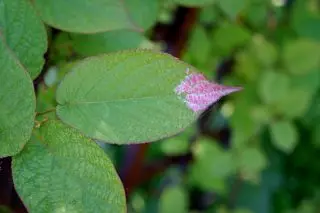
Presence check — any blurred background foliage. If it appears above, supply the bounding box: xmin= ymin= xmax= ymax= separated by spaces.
xmin=33 ymin=0 xmax=320 ymax=213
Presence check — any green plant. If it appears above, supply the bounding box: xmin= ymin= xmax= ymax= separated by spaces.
xmin=0 ymin=0 xmax=241 ymax=212
xmin=1 ymin=0 xmax=320 ymax=213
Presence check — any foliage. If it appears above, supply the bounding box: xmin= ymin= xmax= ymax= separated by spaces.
xmin=0 ymin=0 xmax=319 ymax=213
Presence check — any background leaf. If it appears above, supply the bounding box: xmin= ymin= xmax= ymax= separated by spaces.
xmin=217 ymin=0 xmax=248 ymax=19
xmin=71 ymin=30 xmax=152 ymax=56
xmin=188 ymin=139 xmax=235 ymax=194
xmin=283 ymin=39 xmax=320 ymax=75
xmin=31 ymin=0 xmax=139 ymax=33
xmin=270 ymin=120 xmax=298 ymax=153
xmin=123 ymin=0 xmax=159 ymax=30
xmin=0 ymin=35 xmax=35 ymax=157
xmin=212 ymin=22 xmax=251 ymax=56
xmin=235 ymin=147 xmax=267 ymax=181
xmin=12 ymin=121 xmax=126 ymax=213
xmin=159 ymin=185 xmax=188 ymax=213
xmin=258 ymin=71 xmax=290 ymax=105
xmin=56 ymin=50 xmax=197 ymax=144
xmin=0 ymin=0 xmax=47 ymax=79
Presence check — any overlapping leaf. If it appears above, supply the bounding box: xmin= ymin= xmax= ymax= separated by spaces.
xmin=12 ymin=121 xmax=126 ymax=213
xmin=32 ymin=0 xmax=158 ymax=33
xmin=0 ymin=35 xmax=35 ymax=157
xmin=0 ymin=0 xmax=47 ymax=79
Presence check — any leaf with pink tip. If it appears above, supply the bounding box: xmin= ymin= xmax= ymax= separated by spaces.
xmin=56 ymin=50 xmax=241 ymax=144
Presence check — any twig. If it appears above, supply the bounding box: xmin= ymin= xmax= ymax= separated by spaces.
xmin=36 ymin=108 xmax=56 ymax=117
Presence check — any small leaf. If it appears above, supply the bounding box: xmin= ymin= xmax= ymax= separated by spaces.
xmin=275 ymin=89 xmax=312 ymax=119
xmin=12 ymin=121 xmax=126 ymax=213
xmin=199 ymin=5 xmax=218 ymax=24
xmin=245 ymin=2 xmax=268 ymax=28
xmin=71 ymin=30 xmax=150 ymax=56
xmin=188 ymin=139 xmax=235 ymax=192
xmin=160 ymin=126 xmax=194 ymax=156
xmin=290 ymin=69 xmax=320 ymax=96
xmin=270 ymin=120 xmax=298 ymax=153
xmin=0 ymin=0 xmax=47 ymax=79
xmin=249 ymin=35 xmax=278 ymax=67
xmin=217 ymin=0 xmax=248 ymax=19
xmin=159 ymin=186 xmax=188 ymax=213
xmin=235 ymin=147 xmax=267 ymax=181
xmin=258 ymin=71 xmax=290 ymax=105
xmin=212 ymin=23 xmax=251 ymax=56
xmin=187 ymin=25 xmax=211 ymax=65
xmin=283 ymin=39 xmax=320 ymax=75
xmin=123 ymin=0 xmax=159 ymax=30
xmin=230 ymin=84 xmax=259 ymax=147
xmin=32 ymin=0 xmax=139 ymax=33
xmin=235 ymin=51 xmax=260 ymax=81
xmin=0 ymin=35 xmax=35 ymax=157
xmin=56 ymin=50 xmax=241 ymax=144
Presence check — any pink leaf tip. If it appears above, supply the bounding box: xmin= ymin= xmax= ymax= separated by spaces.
xmin=175 ymin=69 xmax=242 ymax=112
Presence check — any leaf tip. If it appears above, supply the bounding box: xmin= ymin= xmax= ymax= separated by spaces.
xmin=175 ymin=69 xmax=242 ymax=112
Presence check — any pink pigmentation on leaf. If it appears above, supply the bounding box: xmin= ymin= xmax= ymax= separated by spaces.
xmin=175 ymin=69 xmax=242 ymax=112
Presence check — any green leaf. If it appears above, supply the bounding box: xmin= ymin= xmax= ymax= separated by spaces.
xmin=71 ymin=30 xmax=151 ymax=56
xmin=283 ymin=39 xmax=320 ymax=75
xmin=212 ymin=22 xmax=251 ymax=56
xmin=235 ymin=147 xmax=267 ymax=181
xmin=275 ymin=89 xmax=312 ymax=119
xmin=235 ymin=51 xmax=260 ymax=81
xmin=56 ymin=50 xmax=197 ymax=144
xmin=258 ymin=71 xmax=290 ymax=105
xmin=12 ymin=121 xmax=126 ymax=213
xmin=172 ymin=0 xmax=215 ymax=7
xmin=290 ymin=69 xmax=320 ymax=96
xmin=0 ymin=35 xmax=35 ymax=157
xmin=270 ymin=120 xmax=298 ymax=153
xmin=199 ymin=5 xmax=218 ymax=24
xmin=187 ymin=25 xmax=211 ymax=65
xmin=245 ymin=1 xmax=268 ymax=28
xmin=291 ymin=0 xmax=320 ymax=41
xmin=230 ymin=84 xmax=259 ymax=147
xmin=249 ymin=35 xmax=278 ymax=67
xmin=160 ymin=126 xmax=194 ymax=156
xmin=123 ymin=0 xmax=159 ymax=30
xmin=217 ymin=0 xmax=249 ymax=19
xmin=188 ymin=139 xmax=235 ymax=193
xmin=271 ymin=70 xmax=318 ymax=118
xmin=189 ymin=169 xmax=226 ymax=194
xmin=159 ymin=186 xmax=188 ymax=213
xmin=194 ymin=139 xmax=235 ymax=178
xmin=160 ymin=136 xmax=189 ymax=156
xmin=0 ymin=0 xmax=47 ymax=79
xmin=32 ymin=0 xmax=139 ymax=33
